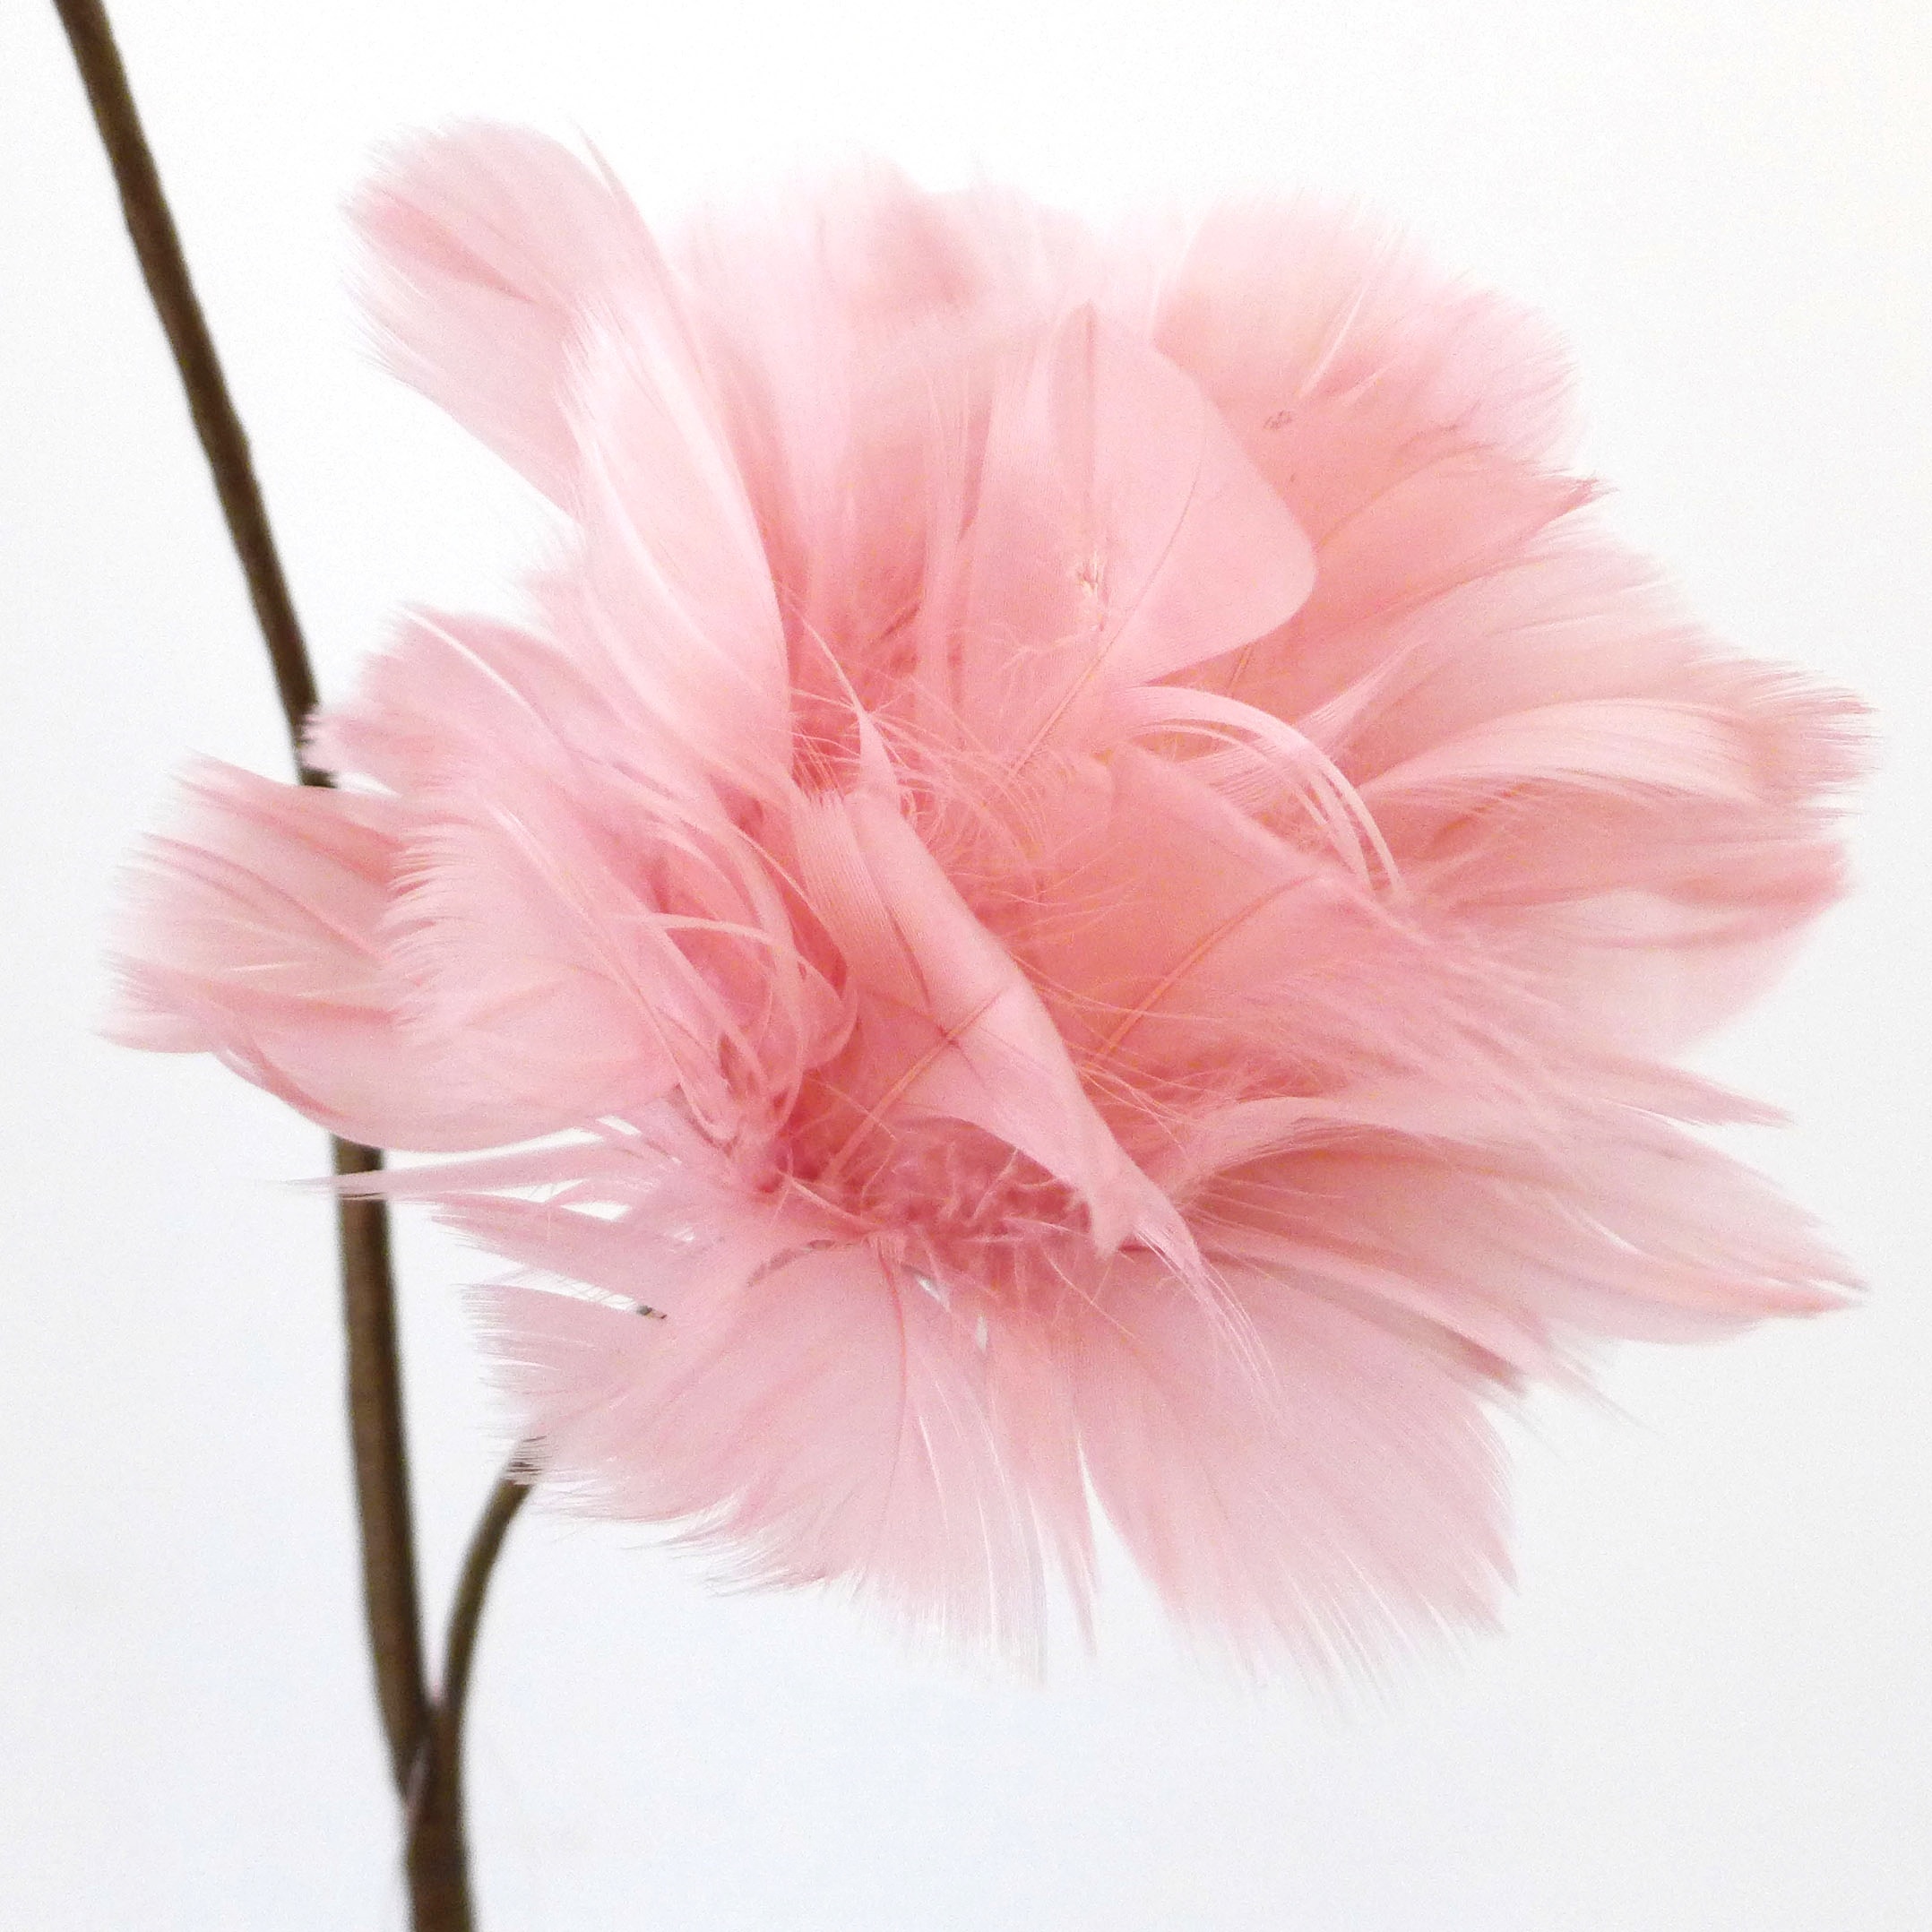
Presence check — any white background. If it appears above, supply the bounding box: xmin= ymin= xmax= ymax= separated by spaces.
xmin=4 ymin=2 xmax=1928 ymax=1927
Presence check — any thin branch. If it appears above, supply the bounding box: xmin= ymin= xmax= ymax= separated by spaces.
xmin=402 ymin=1464 xmax=529 ymax=1932
xmin=56 ymin=13 xmax=542 ymax=1923
xmin=440 ymin=1464 xmax=533 ymax=1772
xmin=51 ymin=0 xmax=325 ymax=782
xmin=334 ymin=1137 xmax=431 ymax=1793
xmin=52 ymin=0 xmax=431 ymax=1815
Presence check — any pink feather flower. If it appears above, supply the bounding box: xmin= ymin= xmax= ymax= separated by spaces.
xmin=111 ymin=125 xmax=1865 ymax=1670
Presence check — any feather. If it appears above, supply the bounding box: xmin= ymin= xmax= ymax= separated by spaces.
xmin=349 ymin=122 xmax=650 ymax=503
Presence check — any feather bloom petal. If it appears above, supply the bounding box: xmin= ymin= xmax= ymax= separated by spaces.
xmin=111 ymin=126 xmax=1865 ymax=1670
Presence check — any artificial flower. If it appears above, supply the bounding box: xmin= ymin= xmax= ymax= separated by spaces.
xmin=113 ymin=125 xmax=1862 ymax=1668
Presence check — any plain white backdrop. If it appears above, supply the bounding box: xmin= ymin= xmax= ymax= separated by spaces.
xmin=4 ymin=1 xmax=1928 ymax=1927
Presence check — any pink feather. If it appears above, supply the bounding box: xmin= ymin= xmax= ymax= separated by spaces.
xmin=110 ymin=127 xmax=1866 ymax=1671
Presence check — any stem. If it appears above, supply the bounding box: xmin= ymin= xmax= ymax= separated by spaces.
xmin=333 ymin=1138 xmax=430 ymax=1795
xmin=50 ymin=0 xmax=324 ymax=783
xmin=409 ymin=1467 xmax=532 ymax=1923
xmin=48 ymin=9 xmax=512 ymax=1927
xmin=440 ymin=1467 xmax=533 ymax=1794
xmin=50 ymin=0 xmax=430 ymax=1785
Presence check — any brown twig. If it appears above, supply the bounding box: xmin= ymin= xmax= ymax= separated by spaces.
xmin=46 ymin=8 xmax=516 ymax=1928
xmin=439 ymin=1466 xmax=533 ymax=1800
xmin=48 ymin=0 xmax=431 ymax=1793
xmin=332 ymin=1137 xmax=431 ymax=1796
xmin=50 ymin=0 xmax=326 ymax=784
xmin=408 ymin=1466 xmax=533 ymax=1922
